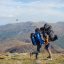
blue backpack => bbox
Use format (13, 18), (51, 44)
(31, 32), (44, 46)
(30, 33), (36, 45)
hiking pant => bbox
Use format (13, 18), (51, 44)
(31, 44), (41, 59)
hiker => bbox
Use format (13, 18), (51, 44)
(43, 33), (52, 60)
(30, 28), (44, 59)
(40, 23), (58, 60)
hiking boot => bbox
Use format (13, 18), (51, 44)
(47, 56), (52, 60)
(47, 58), (52, 60)
(47, 56), (51, 58)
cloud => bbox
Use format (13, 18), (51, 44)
(0, 0), (64, 24)
(20, 0), (64, 22)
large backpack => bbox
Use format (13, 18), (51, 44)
(30, 33), (36, 46)
(40, 23), (58, 41)
(30, 32), (44, 46)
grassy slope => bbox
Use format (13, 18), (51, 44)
(0, 53), (64, 64)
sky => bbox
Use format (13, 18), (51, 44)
(0, 0), (64, 25)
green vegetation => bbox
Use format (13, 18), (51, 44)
(0, 53), (64, 64)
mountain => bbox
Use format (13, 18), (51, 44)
(0, 22), (32, 42)
(0, 21), (64, 53)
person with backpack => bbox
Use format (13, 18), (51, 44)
(30, 28), (44, 59)
(40, 23), (58, 60)
(43, 33), (52, 60)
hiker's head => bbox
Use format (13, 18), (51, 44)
(35, 28), (40, 32)
(40, 27), (44, 32)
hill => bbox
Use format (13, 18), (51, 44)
(0, 21), (64, 52)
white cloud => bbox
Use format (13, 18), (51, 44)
(0, 0), (64, 24)
(20, 1), (64, 22)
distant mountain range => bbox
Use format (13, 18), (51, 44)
(0, 22), (64, 53)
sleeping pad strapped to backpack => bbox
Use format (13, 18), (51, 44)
(30, 32), (44, 46)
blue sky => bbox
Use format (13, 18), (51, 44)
(0, 0), (64, 25)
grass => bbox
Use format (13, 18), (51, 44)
(0, 52), (64, 64)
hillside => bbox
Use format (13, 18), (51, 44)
(0, 22), (64, 42)
(0, 53), (64, 64)
(0, 22), (64, 52)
